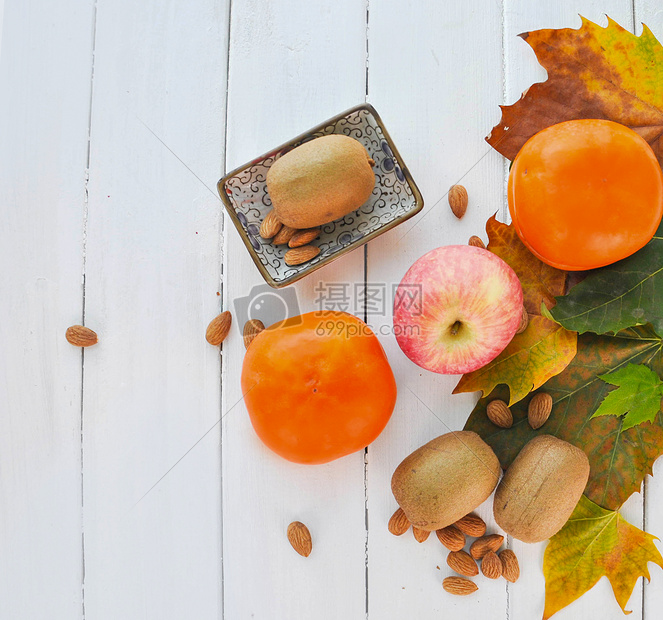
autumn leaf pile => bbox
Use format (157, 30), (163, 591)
(459, 16), (663, 619)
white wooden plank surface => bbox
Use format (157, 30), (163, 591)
(366, 2), (508, 618)
(221, 1), (369, 618)
(81, 1), (228, 618)
(0, 0), (5, 52)
(646, 458), (663, 619)
(0, 0), (93, 617)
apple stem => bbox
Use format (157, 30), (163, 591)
(450, 320), (462, 336)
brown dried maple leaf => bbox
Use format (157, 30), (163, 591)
(488, 16), (663, 166)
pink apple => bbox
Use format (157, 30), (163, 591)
(393, 245), (523, 374)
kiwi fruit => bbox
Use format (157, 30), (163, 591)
(391, 431), (501, 532)
(493, 435), (590, 543)
(266, 134), (375, 229)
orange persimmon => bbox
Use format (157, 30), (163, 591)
(241, 311), (397, 464)
(508, 119), (663, 271)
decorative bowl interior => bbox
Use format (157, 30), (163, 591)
(218, 103), (424, 288)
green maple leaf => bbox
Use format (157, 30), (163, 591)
(464, 326), (663, 510)
(549, 222), (663, 336)
(594, 363), (663, 430)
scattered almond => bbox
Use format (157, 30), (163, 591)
(528, 392), (553, 429)
(449, 184), (468, 219)
(412, 527), (430, 543)
(287, 521), (312, 557)
(259, 209), (283, 239)
(447, 550), (479, 577)
(470, 534), (504, 560)
(486, 399), (513, 429)
(454, 513), (486, 537)
(436, 525), (465, 552)
(206, 310), (232, 346)
(499, 549), (520, 583)
(481, 551), (503, 579)
(468, 235), (486, 249)
(243, 319), (265, 349)
(272, 225), (298, 245)
(289, 228), (320, 248)
(65, 325), (98, 347)
(284, 245), (321, 266)
(443, 576), (478, 596)
(516, 306), (529, 334)
(388, 507), (410, 536)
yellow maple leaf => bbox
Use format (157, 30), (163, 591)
(488, 16), (663, 166)
(453, 217), (577, 405)
(454, 315), (576, 405)
(544, 495), (663, 619)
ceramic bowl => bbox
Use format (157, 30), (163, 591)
(218, 103), (424, 288)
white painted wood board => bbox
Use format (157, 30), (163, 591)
(81, 0), (228, 618)
(365, 1), (509, 618)
(221, 1), (369, 618)
(0, 0), (93, 617)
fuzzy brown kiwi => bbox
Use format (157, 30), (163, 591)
(266, 134), (375, 229)
(391, 431), (501, 532)
(493, 435), (589, 543)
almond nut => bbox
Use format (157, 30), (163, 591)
(449, 184), (468, 219)
(65, 325), (98, 347)
(470, 534), (504, 560)
(243, 319), (265, 349)
(447, 550), (479, 577)
(259, 209), (283, 239)
(443, 576), (478, 596)
(287, 521), (312, 557)
(272, 225), (298, 245)
(516, 306), (529, 334)
(454, 513), (486, 537)
(499, 549), (520, 583)
(436, 525), (465, 552)
(528, 392), (553, 429)
(289, 228), (320, 248)
(468, 235), (486, 249)
(481, 551), (503, 579)
(412, 526), (430, 543)
(284, 245), (320, 266)
(206, 311), (232, 346)
(388, 507), (410, 536)
(486, 399), (513, 429)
